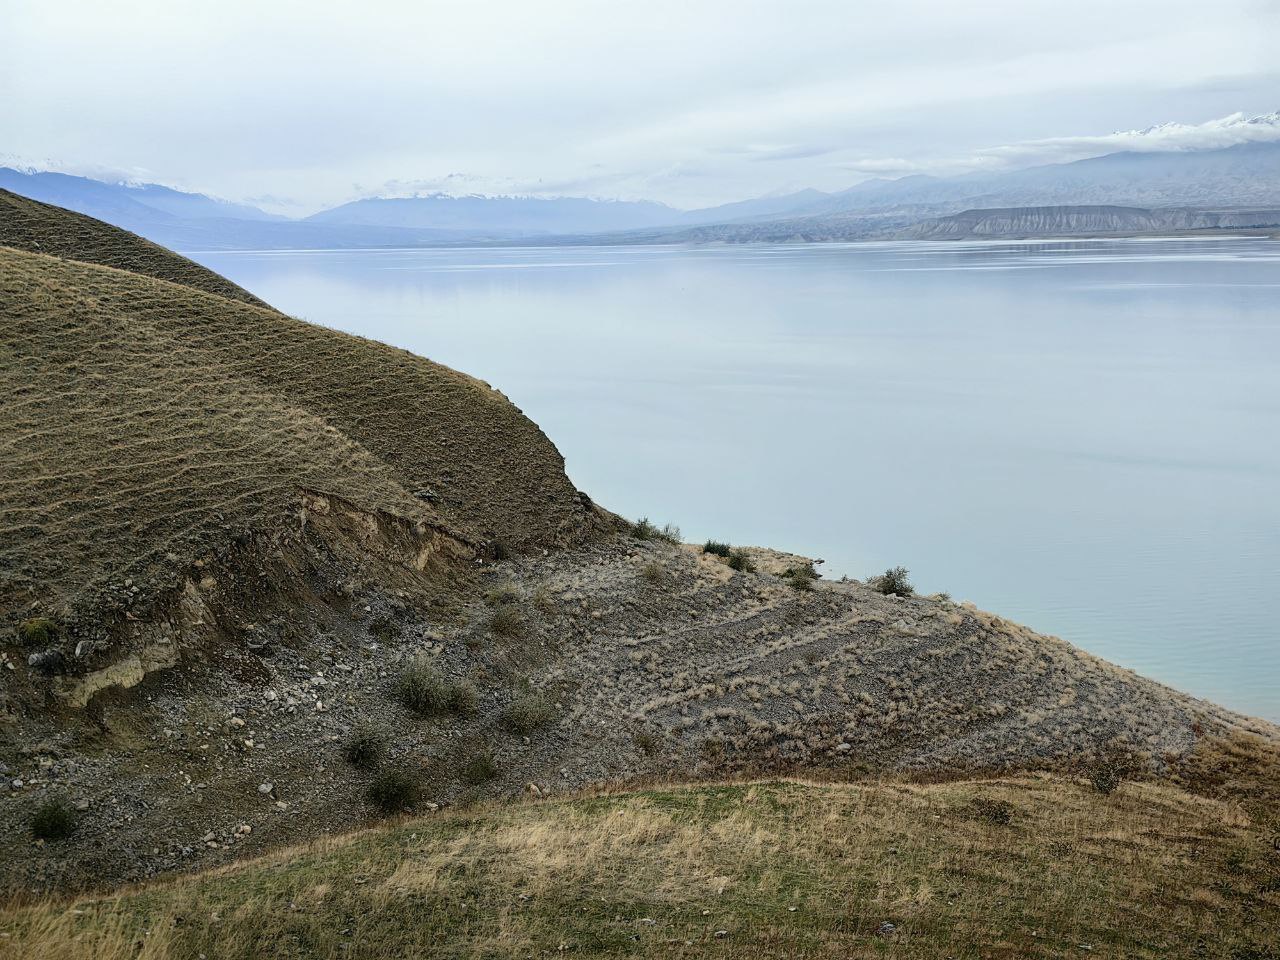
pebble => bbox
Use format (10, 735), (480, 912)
(258, 783), (274, 795)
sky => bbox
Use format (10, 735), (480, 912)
(2, 0), (1279, 214)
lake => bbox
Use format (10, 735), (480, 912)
(191, 239), (1280, 721)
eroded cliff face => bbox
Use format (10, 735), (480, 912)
(902, 205), (1280, 239)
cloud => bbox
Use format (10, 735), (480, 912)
(983, 110), (1280, 165)
(836, 111), (1280, 181)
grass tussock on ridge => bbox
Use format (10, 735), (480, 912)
(2, 775), (1276, 960)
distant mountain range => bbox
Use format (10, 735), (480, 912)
(4, 129), (1279, 248)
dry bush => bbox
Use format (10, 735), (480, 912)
(872, 566), (914, 596)
(397, 659), (476, 717)
(504, 693), (554, 734)
(366, 768), (421, 813)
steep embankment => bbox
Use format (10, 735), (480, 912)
(1, 197), (1275, 899)
(1, 192), (602, 701)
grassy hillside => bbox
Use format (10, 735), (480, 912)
(0, 189), (267, 306)
(3, 772), (1277, 959)
(0, 242), (597, 628)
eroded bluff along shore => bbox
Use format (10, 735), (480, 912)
(0, 189), (1276, 894)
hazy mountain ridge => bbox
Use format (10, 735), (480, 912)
(4, 133), (1278, 248)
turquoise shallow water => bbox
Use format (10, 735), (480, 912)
(193, 238), (1280, 721)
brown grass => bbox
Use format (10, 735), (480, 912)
(1, 775), (1275, 959)
(0, 238), (595, 625)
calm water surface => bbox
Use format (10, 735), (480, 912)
(192, 239), (1280, 721)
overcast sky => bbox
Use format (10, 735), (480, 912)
(3, 0), (1278, 213)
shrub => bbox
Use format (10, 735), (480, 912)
(727, 550), (755, 573)
(532, 586), (556, 614)
(489, 604), (526, 638)
(367, 768), (421, 813)
(504, 693), (554, 734)
(344, 725), (387, 769)
(1088, 747), (1138, 796)
(484, 583), (521, 607)
(368, 615), (399, 641)
(462, 751), (498, 785)
(490, 539), (511, 561)
(632, 518), (681, 543)
(30, 799), (76, 841)
(640, 562), (664, 585)
(971, 796), (1014, 826)
(16, 617), (59, 647)
(633, 729), (662, 756)
(703, 540), (731, 558)
(786, 572), (813, 592)
(397, 659), (476, 716)
(872, 566), (914, 597)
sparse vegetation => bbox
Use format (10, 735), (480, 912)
(971, 795), (1014, 825)
(489, 604), (526, 638)
(640, 561), (664, 584)
(397, 659), (477, 717)
(344, 725), (387, 769)
(632, 729), (662, 755)
(1088, 746), (1140, 796)
(15, 617), (59, 647)
(785, 570), (814, 592)
(29, 798), (76, 841)
(366, 768), (421, 813)
(483, 582), (521, 607)
(368, 615), (399, 641)
(503, 693), (554, 734)
(631, 518), (680, 543)
(461, 751), (498, 785)
(490, 539), (511, 562)
(726, 549), (755, 573)
(702, 540), (731, 557)
(872, 565), (914, 596)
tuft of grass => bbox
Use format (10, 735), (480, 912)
(483, 582), (521, 607)
(489, 539), (511, 562)
(971, 796), (1014, 826)
(872, 566), (914, 597)
(1089, 747), (1139, 796)
(368, 615), (399, 641)
(785, 570), (814, 592)
(366, 768), (421, 813)
(640, 561), (664, 585)
(16, 617), (59, 647)
(631, 518), (680, 543)
(489, 604), (526, 639)
(344, 725), (387, 770)
(702, 540), (731, 558)
(633, 729), (662, 756)
(30, 798), (77, 841)
(726, 549), (755, 573)
(397, 659), (477, 717)
(503, 693), (555, 735)
(461, 751), (499, 785)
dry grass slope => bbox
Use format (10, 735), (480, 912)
(0, 240), (596, 628)
(2, 777), (1276, 959)
(0, 189), (266, 307)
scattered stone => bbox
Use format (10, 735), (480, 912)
(258, 783), (274, 795)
